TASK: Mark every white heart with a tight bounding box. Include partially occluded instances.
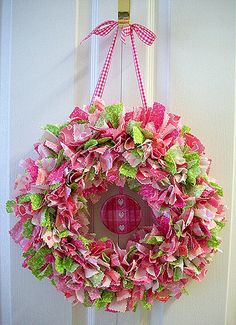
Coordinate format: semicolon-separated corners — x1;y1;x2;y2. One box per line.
118;211;124;218
118;199;124;206
119;224;125;231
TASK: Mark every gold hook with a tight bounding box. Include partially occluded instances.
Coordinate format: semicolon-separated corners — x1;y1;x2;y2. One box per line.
118;0;130;26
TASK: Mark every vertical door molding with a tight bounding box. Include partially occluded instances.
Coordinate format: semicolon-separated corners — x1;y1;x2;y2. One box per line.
146;0;156;105
155;0;171;108
89;0;99;99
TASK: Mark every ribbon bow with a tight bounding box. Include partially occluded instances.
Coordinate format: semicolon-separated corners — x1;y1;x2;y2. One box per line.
83;20;156;46
83;20;157;109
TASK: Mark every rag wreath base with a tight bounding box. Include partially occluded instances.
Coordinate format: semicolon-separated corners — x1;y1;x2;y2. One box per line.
7;98;225;313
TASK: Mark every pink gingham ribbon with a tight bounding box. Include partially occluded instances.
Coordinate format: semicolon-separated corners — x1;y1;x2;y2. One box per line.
83;20;156;108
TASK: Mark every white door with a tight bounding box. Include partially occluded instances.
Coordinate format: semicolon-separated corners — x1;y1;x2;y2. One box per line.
1;1;235;325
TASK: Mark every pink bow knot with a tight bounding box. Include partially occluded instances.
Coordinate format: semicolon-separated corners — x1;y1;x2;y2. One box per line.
83;20;156;46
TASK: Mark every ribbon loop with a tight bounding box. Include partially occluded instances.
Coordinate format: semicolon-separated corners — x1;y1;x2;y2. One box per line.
82;20;118;42
83;20;156;108
132;23;156;45
120;24;156;45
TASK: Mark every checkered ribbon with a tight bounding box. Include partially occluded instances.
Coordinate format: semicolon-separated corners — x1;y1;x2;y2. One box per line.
83;20;156;108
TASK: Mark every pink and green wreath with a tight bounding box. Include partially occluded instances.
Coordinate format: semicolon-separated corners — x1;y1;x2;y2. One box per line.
7;97;225;313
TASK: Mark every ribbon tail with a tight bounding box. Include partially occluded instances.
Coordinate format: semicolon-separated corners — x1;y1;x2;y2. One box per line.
90;27;119;105
129;29;148;109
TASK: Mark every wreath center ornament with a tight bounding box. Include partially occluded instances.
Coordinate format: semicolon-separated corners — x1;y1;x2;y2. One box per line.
101;193;142;234
6;20;225;313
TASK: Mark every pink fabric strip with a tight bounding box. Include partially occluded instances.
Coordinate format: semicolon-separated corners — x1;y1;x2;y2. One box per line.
129;28;147;109
83;20;156;109
91;27;119;105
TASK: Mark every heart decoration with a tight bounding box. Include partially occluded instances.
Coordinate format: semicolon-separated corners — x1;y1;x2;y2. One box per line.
119;225;125;231
118;211;124;218
118;199;124;206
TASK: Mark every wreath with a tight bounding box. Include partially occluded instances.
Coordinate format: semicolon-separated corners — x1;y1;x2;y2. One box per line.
7;98;225;312
7;20;225;313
